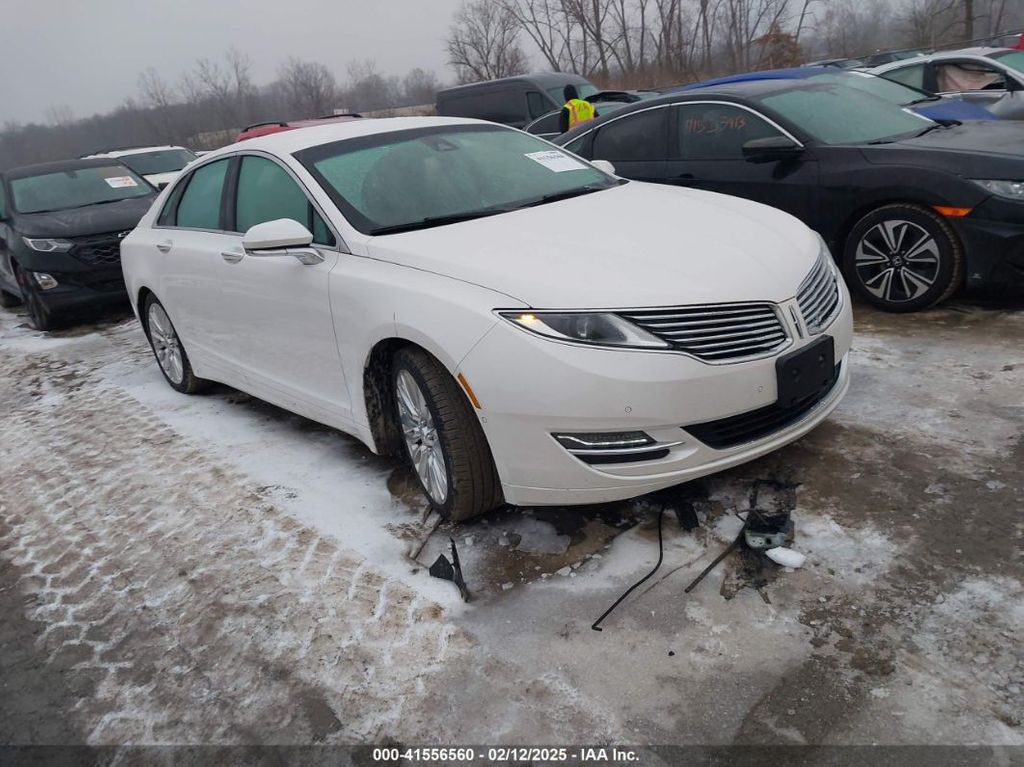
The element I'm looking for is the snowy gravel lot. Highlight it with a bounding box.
[0,298,1021,748]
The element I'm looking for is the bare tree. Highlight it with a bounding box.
[278,57,338,117]
[402,68,441,104]
[447,0,528,83]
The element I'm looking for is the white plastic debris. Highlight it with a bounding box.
[766,546,806,569]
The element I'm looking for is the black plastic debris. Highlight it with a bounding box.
[743,508,794,550]
[428,537,470,602]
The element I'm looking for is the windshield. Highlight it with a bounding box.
[10,165,152,214]
[547,83,600,103]
[299,124,617,235]
[990,50,1024,74]
[756,83,934,145]
[808,71,933,106]
[118,148,197,176]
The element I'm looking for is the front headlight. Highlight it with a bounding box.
[22,237,73,253]
[498,310,670,349]
[971,179,1024,200]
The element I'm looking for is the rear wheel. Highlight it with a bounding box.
[143,294,208,394]
[842,203,963,312]
[392,347,503,522]
[13,263,54,331]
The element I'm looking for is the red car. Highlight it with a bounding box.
[235,114,363,142]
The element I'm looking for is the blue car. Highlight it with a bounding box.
[679,66,996,122]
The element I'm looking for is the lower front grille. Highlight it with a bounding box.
[684,364,842,450]
[553,431,680,466]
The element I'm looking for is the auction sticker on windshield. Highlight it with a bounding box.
[104,176,138,188]
[525,150,587,172]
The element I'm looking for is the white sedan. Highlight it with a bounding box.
[121,117,852,521]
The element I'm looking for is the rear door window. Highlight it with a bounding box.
[235,155,334,246]
[174,160,229,230]
[673,103,782,160]
[591,108,669,162]
[935,61,1007,92]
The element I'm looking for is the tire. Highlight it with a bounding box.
[142,294,209,394]
[0,287,21,308]
[13,263,55,331]
[392,347,503,522]
[842,203,964,313]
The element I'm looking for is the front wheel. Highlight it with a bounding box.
[143,294,208,394]
[842,203,964,312]
[392,347,503,522]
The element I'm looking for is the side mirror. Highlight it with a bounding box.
[591,159,617,176]
[242,219,323,265]
[742,136,804,163]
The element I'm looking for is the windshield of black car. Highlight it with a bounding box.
[299,124,617,235]
[10,165,152,214]
[119,148,197,176]
[807,71,935,106]
[755,83,935,145]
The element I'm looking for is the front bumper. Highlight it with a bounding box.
[13,235,129,313]
[954,197,1024,291]
[457,294,854,507]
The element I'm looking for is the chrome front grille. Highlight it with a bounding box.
[797,254,841,334]
[619,302,789,362]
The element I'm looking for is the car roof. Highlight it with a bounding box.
[679,66,829,89]
[209,116,506,159]
[4,156,133,180]
[437,72,590,96]
[84,145,187,158]
[874,47,1012,70]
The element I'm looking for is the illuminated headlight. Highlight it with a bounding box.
[32,272,59,290]
[22,237,73,253]
[972,179,1024,200]
[498,310,670,349]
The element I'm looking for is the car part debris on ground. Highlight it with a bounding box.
[429,537,471,601]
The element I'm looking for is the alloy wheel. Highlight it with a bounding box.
[148,303,185,385]
[395,369,449,505]
[854,219,939,304]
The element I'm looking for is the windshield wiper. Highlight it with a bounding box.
[912,123,949,138]
[368,209,509,236]
[515,184,610,209]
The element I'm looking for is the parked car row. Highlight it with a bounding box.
[554,76,1024,311]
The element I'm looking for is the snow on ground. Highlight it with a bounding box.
[1,298,1022,746]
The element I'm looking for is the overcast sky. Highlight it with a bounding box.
[1,0,465,124]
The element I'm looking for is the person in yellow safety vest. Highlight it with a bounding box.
[558,84,599,133]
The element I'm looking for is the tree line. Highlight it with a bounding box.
[446,0,1024,86]
[4,1,1024,171]
[0,51,440,171]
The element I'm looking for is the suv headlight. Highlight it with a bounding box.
[498,310,670,349]
[22,237,73,253]
[971,179,1024,200]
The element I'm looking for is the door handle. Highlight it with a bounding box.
[221,250,243,264]
[674,173,697,181]
[156,240,173,253]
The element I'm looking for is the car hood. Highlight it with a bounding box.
[864,120,1024,175]
[366,182,819,308]
[15,195,156,238]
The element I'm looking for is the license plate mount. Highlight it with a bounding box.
[775,336,836,409]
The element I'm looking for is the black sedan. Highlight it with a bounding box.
[555,79,1024,311]
[0,158,156,329]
